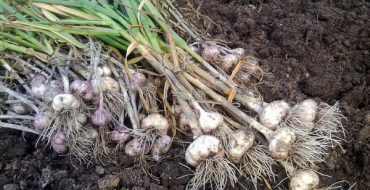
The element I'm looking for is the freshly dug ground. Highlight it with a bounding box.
[0,0,369,189]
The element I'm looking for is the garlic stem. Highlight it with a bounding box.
[0,121,38,134]
[0,82,39,113]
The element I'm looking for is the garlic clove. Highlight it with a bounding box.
[185,135,222,167]
[269,127,296,160]
[141,113,169,136]
[52,94,80,111]
[289,170,319,190]
[227,130,255,163]
[259,100,290,130]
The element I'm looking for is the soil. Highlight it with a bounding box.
[1,0,369,190]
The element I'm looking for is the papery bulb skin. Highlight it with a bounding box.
[289,170,319,190]
[34,112,51,133]
[91,107,111,126]
[185,135,222,167]
[259,100,290,130]
[269,127,296,160]
[227,130,255,163]
[151,135,172,161]
[221,54,239,70]
[52,94,80,111]
[52,132,68,154]
[111,126,131,144]
[141,113,169,136]
[70,80,94,101]
[125,138,150,157]
[199,112,223,133]
[201,44,220,62]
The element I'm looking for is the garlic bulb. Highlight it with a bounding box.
[34,112,51,133]
[151,135,172,161]
[292,99,318,132]
[52,132,68,154]
[11,103,31,115]
[190,45,199,54]
[97,66,112,77]
[30,75,47,98]
[125,138,150,157]
[91,107,111,126]
[199,111,223,133]
[131,71,147,87]
[111,126,131,144]
[289,170,319,190]
[76,113,87,124]
[83,127,99,141]
[141,113,169,136]
[52,94,80,111]
[230,48,245,57]
[201,44,220,62]
[259,100,290,130]
[221,54,239,70]
[269,127,296,159]
[227,130,255,163]
[185,135,222,167]
[70,80,94,101]
[92,77,120,94]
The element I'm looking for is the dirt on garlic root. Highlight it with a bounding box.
[1,0,369,189]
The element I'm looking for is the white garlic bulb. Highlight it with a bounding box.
[289,170,319,190]
[269,127,296,159]
[259,100,290,130]
[227,130,255,163]
[185,135,222,167]
[52,94,80,111]
[141,113,169,136]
